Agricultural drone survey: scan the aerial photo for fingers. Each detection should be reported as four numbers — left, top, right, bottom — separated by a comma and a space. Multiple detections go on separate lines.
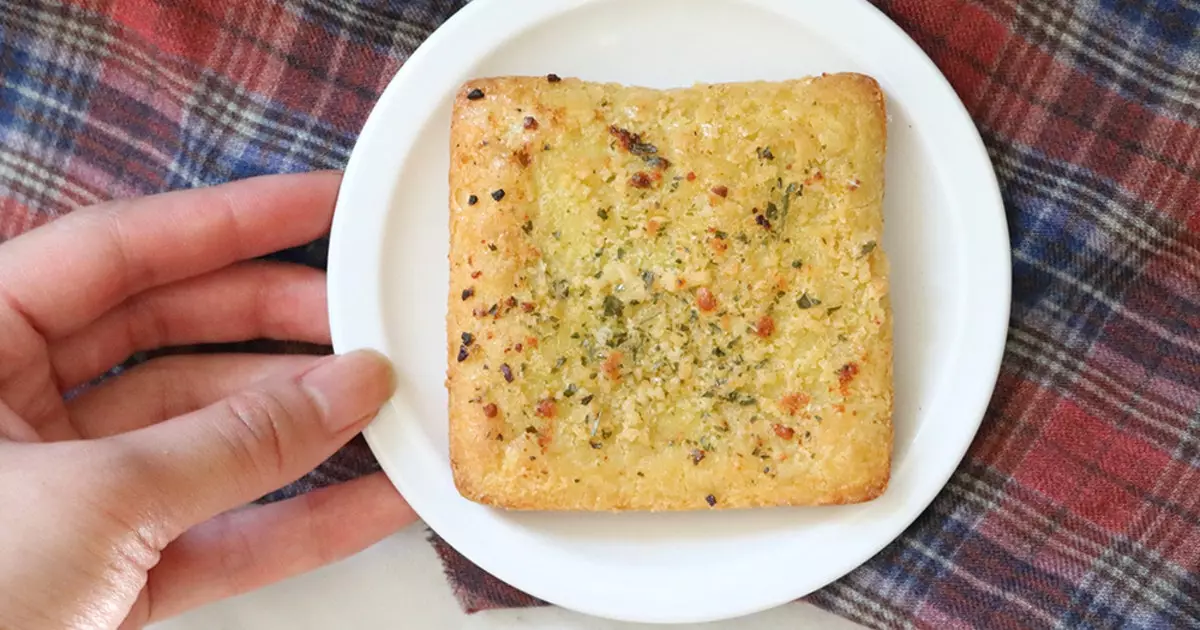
0, 399, 40, 442
138, 470, 412, 624
62, 354, 321, 440
125, 473, 415, 626
0, 171, 340, 340
50, 262, 329, 391
108, 350, 394, 536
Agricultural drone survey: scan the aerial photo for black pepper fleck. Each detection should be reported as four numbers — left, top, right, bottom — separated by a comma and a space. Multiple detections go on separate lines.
461, 287, 474, 300
467, 194, 478, 205
547, 73, 562, 82
456, 345, 469, 362
705, 494, 717, 507
461, 331, 474, 346
500, 363, 513, 383
491, 189, 505, 201
466, 88, 485, 100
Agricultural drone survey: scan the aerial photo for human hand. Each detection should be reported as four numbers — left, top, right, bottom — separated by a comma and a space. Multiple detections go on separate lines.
0, 172, 416, 629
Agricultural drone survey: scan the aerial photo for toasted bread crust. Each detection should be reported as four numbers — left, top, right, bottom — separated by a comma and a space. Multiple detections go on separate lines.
448, 74, 891, 511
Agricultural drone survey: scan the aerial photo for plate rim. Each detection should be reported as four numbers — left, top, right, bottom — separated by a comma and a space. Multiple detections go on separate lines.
328, 0, 1011, 623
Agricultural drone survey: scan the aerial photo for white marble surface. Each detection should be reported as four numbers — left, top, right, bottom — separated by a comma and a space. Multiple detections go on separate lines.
153, 523, 864, 629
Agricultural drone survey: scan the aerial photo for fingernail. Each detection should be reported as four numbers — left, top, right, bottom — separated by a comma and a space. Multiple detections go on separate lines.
299, 350, 395, 432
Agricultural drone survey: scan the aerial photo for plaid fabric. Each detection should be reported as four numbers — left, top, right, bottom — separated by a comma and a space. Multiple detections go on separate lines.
2, 0, 1198, 627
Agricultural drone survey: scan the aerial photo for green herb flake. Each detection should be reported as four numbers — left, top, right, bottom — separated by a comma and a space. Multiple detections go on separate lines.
860, 240, 877, 257
553, 279, 570, 299
522, 220, 533, 234
797, 293, 821, 309
597, 208, 609, 220
602, 294, 625, 318
563, 384, 578, 397
791, 259, 802, 269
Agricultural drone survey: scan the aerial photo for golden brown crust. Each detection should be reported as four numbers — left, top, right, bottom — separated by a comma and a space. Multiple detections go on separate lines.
448, 74, 891, 511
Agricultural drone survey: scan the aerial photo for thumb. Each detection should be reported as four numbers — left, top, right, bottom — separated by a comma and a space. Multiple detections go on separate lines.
110, 349, 394, 535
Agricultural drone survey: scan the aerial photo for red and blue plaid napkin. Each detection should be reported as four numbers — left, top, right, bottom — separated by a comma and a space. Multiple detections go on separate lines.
2, 1, 1197, 627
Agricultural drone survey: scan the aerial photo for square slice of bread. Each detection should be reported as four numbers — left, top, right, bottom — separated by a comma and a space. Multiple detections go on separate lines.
446, 73, 891, 511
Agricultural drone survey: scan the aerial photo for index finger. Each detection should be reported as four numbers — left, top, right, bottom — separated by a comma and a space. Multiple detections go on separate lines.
0, 171, 341, 339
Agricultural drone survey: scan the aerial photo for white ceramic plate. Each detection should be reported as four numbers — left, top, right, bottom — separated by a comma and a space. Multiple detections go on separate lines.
328, 0, 1010, 624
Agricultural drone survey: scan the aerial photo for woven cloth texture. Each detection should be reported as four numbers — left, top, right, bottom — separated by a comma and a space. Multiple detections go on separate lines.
1, 1, 1198, 627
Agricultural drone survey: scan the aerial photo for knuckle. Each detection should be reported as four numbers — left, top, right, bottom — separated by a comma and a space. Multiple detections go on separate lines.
216, 386, 323, 481
218, 390, 293, 481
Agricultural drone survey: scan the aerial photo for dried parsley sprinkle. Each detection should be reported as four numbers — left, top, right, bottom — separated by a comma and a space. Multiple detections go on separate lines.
461, 332, 474, 346
797, 293, 821, 309
860, 240, 877, 256
456, 345, 469, 362
491, 189, 505, 201
563, 384, 578, 397
522, 220, 533, 234
467, 194, 478, 205
597, 208, 609, 220
466, 88, 485, 100
602, 294, 624, 318
791, 259, 802, 268
580, 394, 594, 405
